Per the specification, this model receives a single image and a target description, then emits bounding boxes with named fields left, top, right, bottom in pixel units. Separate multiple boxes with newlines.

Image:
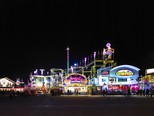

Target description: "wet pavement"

left=0, top=95, right=154, bottom=116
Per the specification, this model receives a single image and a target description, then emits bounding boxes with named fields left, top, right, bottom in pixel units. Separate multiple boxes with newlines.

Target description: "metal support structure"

left=66, top=47, right=70, bottom=76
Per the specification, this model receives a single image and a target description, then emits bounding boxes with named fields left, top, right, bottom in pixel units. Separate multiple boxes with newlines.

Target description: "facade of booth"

left=94, top=66, right=111, bottom=94
left=109, top=65, right=140, bottom=94
left=63, top=73, right=91, bottom=95
left=140, top=68, right=154, bottom=94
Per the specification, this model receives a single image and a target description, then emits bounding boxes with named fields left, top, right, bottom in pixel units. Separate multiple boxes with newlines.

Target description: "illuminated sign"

left=69, top=77, right=82, bottom=82
left=101, top=70, right=109, bottom=75
left=64, top=73, right=87, bottom=85
left=146, top=68, right=154, bottom=74
left=116, top=70, right=133, bottom=76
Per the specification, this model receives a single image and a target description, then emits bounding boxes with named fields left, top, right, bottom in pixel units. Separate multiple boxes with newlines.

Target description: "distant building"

left=0, top=77, right=15, bottom=91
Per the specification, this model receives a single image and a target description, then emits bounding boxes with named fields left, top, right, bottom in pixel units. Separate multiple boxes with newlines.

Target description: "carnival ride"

left=30, top=43, right=142, bottom=95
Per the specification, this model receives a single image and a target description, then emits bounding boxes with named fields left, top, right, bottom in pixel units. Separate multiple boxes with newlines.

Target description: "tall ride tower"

left=66, top=47, right=70, bottom=75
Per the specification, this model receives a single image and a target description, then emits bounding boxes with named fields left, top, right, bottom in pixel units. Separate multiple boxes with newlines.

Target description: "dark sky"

left=0, top=0, right=154, bottom=81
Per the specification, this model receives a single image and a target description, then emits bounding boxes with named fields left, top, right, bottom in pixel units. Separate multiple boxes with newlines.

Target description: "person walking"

left=127, top=87, right=131, bottom=97
left=150, top=87, right=153, bottom=97
left=146, top=88, right=149, bottom=97
left=67, top=89, right=70, bottom=95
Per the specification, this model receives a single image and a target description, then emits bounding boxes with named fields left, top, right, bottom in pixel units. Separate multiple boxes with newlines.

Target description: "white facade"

left=0, top=77, right=15, bottom=87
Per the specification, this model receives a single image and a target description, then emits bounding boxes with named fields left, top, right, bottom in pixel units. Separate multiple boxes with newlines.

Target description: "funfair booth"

left=63, top=73, right=90, bottom=95
left=145, top=68, right=154, bottom=86
left=29, top=69, right=54, bottom=93
left=0, top=77, right=15, bottom=91
left=109, top=65, right=140, bottom=94
left=97, top=66, right=111, bottom=87
left=141, top=68, right=154, bottom=90
left=92, top=66, right=111, bottom=94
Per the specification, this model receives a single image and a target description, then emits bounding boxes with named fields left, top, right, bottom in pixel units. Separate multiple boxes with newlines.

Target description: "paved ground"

left=0, top=95, right=154, bottom=116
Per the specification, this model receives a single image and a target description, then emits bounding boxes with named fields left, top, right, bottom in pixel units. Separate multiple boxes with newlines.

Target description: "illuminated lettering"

left=70, top=77, right=82, bottom=82
left=102, top=70, right=109, bottom=75
left=116, top=70, right=133, bottom=76
left=64, top=74, right=88, bottom=85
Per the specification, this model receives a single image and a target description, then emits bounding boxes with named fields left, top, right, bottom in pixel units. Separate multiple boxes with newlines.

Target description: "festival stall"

left=63, top=73, right=90, bottom=95
left=109, top=65, right=140, bottom=94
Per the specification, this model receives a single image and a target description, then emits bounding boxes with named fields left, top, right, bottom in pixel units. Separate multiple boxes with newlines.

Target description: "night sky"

left=0, top=0, right=154, bottom=81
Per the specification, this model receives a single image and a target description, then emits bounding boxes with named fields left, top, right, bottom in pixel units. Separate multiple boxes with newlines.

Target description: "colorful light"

left=93, top=51, right=96, bottom=58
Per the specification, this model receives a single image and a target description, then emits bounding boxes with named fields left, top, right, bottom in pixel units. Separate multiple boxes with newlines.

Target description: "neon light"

left=106, top=43, right=111, bottom=48
left=70, top=77, right=82, bottom=82
left=102, top=70, right=109, bottom=75
left=146, top=68, right=154, bottom=74
left=64, top=73, right=87, bottom=85
left=116, top=70, right=133, bottom=76
left=40, top=69, right=44, bottom=75
left=111, top=65, right=140, bottom=71
left=84, top=57, right=87, bottom=62
left=93, top=51, right=96, bottom=58
left=34, top=69, right=38, bottom=74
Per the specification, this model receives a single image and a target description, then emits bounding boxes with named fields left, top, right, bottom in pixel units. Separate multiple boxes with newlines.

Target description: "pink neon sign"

left=64, top=74, right=87, bottom=85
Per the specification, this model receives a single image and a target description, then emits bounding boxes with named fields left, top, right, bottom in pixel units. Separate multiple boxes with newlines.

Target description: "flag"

left=79, top=60, right=81, bottom=66
left=87, top=56, right=89, bottom=63
left=98, top=50, right=100, bottom=58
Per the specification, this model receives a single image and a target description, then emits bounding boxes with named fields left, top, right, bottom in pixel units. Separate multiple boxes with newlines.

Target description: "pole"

left=66, top=47, right=70, bottom=75
left=84, top=57, right=87, bottom=67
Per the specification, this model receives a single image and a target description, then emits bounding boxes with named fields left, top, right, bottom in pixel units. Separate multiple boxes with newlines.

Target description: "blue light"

left=74, top=63, right=77, bottom=66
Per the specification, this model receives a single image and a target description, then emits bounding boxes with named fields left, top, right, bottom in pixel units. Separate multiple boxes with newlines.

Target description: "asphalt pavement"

left=0, top=95, right=154, bottom=116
